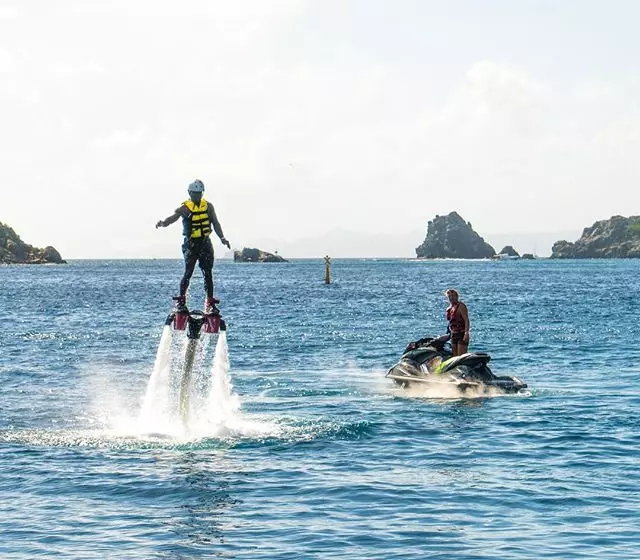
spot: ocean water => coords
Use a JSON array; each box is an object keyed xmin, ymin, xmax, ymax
[{"xmin": 1, "ymin": 258, "xmax": 639, "ymax": 559}]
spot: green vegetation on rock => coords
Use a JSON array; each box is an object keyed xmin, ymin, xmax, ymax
[{"xmin": 628, "ymin": 223, "xmax": 640, "ymax": 236}]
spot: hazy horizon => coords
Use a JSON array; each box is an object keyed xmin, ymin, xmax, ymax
[
  {"xmin": 2, "ymin": 1, "xmax": 639, "ymax": 259},
  {"xmin": 19, "ymin": 224, "xmax": 579, "ymax": 260}
]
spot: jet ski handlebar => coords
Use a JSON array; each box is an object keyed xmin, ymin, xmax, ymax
[{"xmin": 404, "ymin": 334, "xmax": 450, "ymax": 353}]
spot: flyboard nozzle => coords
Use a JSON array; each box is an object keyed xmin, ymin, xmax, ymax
[
  {"xmin": 203, "ymin": 311, "xmax": 222, "ymax": 334},
  {"xmin": 171, "ymin": 298, "xmax": 189, "ymax": 330},
  {"xmin": 186, "ymin": 312, "xmax": 205, "ymax": 340},
  {"xmin": 173, "ymin": 312, "xmax": 188, "ymax": 330},
  {"xmin": 167, "ymin": 298, "xmax": 225, "ymax": 336}
]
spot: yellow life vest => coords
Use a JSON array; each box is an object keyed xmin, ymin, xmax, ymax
[{"xmin": 183, "ymin": 199, "xmax": 211, "ymax": 239}]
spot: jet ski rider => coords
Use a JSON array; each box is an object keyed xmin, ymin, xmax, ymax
[
  {"xmin": 155, "ymin": 180, "xmax": 231, "ymax": 314},
  {"xmin": 445, "ymin": 289, "xmax": 470, "ymax": 356}
]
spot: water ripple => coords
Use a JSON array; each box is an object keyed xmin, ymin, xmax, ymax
[{"xmin": 1, "ymin": 259, "xmax": 639, "ymax": 559}]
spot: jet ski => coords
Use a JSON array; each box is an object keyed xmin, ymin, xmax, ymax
[{"xmin": 386, "ymin": 335, "xmax": 527, "ymax": 394}]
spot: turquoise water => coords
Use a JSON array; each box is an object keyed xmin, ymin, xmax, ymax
[{"xmin": 1, "ymin": 259, "xmax": 639, "ymax": 559}]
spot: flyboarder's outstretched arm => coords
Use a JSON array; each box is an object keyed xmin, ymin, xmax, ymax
[
  {"xmin": 155, "ymin": 207, "xmax": 186, "ymax": 228},
  {"xmin": 208, "ymin": 205, "xmax": 230, "ymax": 248}
]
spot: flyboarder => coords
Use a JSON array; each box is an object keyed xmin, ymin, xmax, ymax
[{"xmin": 156, "ymin": 180, "xmax": 231, "ymax": 314}]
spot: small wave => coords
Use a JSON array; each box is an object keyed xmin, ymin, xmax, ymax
[
  {"xmin": 270, "ymin": 417, "xmax": 374, "ymax": 443},
  {"xmin": 0, "ymin": 427, "xmax": 179, "ymax": 449},
  {"xmin": 0, "ymin": 416, "xmax": 373, "ymax": 450},
  {"xmin": 0, "ymin": 411, "xmax": 282, "ymax": 449},
  {"xmin": 19, "ymin": 331, "xmax": 84, "ymax": 342}
]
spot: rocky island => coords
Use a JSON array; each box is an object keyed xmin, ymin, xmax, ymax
[
  {"xmin": 416, "ymin": 212, "xmax": 496, "ymax": 259},
  {"xmin": 497, "ymin": 245, "xmax": 520, "ymax": 258},
  {"xmin": 551, "ymin": 215, "xmax": 640, "ymax": 258},
  {"xmin": 233, "ymin": 248, "xmax": 288, "ymax": 263},
  {"xmin": 0, "ymin": 222, "xmax": 66, "ymax": 264}
]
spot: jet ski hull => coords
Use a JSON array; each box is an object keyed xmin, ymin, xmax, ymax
[
  {"xmin": 386, "ymin": 368, "xmax": 526, "ymax": 394},
  {"xmin": 386, "ymin": 337, "xmax": 527, "ymax": 394}
]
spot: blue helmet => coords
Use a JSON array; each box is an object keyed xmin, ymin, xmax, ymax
[{"xmin": 188, "ymin": 180, "xmax": 205, "ymax": 193}]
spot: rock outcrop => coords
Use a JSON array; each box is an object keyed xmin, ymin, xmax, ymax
[
  {"xmin": 415, "ymin": 212, "xmax": 495, "ymax": 259},
  {"xmin": 0, "ymin": 222, "xmax": 66, "ymax": 264},
  {"xmin": 233, "ymin": 248, "xmax": 288, "ymax": 263},
  {"xmin": 498, "ymin": 245, "xmax": 520, "ymax": 257},
  {"xmin": 551, "ymin": 215, "xmax": 640, "ymax": 258},
  {"xmin": 521, "ymin": 253, "xmax": 535, "ymax": 260}
]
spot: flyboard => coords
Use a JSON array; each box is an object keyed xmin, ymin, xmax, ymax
[{"xmin": 165, "ymin": 297, "xmax": 226, "ymax": 424}]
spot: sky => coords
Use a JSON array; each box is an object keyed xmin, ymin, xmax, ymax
[{"xmin": 1, "ymin": 0, "xmax": 639, "ymax": 258}]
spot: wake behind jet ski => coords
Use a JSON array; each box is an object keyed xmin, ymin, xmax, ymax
[
  {"xmin": 386, "ymin": 335, "xmax": 527, "ymax": 394},
  {"xmin": 166, "ymin": 297, "xmax": 227, "ymax": 423}
]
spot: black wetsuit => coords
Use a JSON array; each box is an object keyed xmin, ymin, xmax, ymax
[{"xmin": 176, "ymin": 203, "xmax": 225, "ymax": 298}]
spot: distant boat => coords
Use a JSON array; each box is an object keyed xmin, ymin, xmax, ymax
[{"xmin": 492, "ymin": 253, "xmax": 520, "ymax": 261}]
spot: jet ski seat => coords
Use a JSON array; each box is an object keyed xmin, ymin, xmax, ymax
[{"xmin": 438, "ymin": 352, "xmax": 491, "ymax": 373}]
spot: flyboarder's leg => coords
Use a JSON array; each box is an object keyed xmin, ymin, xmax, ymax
[
  {"xmin": 179, "ymin": 239, "xmax": 199, "ymax": 305},
  {"xmin": 199, "ymin": 238, "xmax": 217, "ymax": 313}
]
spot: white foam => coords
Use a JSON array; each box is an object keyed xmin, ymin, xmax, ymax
[
  {"xmin": 130, "ymin": 328, "xmax": 280, "ymax": 441},
  {"xmin": 389, "ymin": 379, "xmax": 530, "ymax": 400},
  {"xmin": 139, "ymin": 325, "xmax": 173, "ymax": 425},
  {"xmin": 206, "ymin": 332, "xmax": 239, "ymax": 420}
]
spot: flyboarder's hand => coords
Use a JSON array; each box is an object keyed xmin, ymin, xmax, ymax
[
  {"xmin": 155, "ymin": 220, "xmax": 165, "ymax": 229},
  {"xmin": 463, "ymin": 332, "xmax": 470, "ymax": 344},
  {"xmin": 221, "ymin": 238, "xmax": 231, "ymax": 249}
]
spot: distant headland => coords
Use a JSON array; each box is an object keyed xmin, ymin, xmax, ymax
[
  {"xmin": 0, "ymin": 222, "xmax": 66, "ymax": 264},
  {"xmin": 551, "ymin": 215, "xmax": 640, "ymax": 258}
]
